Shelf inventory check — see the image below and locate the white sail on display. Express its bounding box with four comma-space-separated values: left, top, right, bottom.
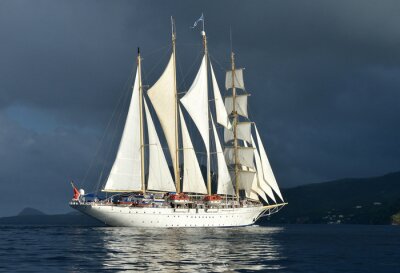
144, 99, 176, 192
211, 116, 234, 196
243, 140, 269, 203
104, 69, 142, 191
225, 68, 245, 90
255, 125, 284, 201
147, 54, 178, 180
225, 94, 248, 118
252, 135, 276, 203
180, 55, 210, 192
210, 62, 231, 129
251, 176, 268, 203
224, 122, 252, 144
233, 170, 256, 195
224, 147, 255, 168
179, 108, 208, 194
249, 176, 261, 201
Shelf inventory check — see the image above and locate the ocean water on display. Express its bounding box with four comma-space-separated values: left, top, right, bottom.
0, 224, 399, 273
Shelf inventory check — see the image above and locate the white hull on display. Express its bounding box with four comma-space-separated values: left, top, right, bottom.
70, 202, 280, 228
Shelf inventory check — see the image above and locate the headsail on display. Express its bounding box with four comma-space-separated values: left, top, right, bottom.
255, 125, 284, 202
252, 135, 276, 203
243, 140, 268, 203
144, 99, 176, 192
104, 69, 142, 191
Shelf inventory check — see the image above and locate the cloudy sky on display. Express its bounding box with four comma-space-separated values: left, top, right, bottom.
0, 0, 399, 216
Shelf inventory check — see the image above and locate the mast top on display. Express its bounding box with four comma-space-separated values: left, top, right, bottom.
171, 16, 176, 41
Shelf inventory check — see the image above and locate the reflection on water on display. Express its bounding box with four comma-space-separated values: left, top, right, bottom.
96, 226, 286, 272
2, 225, 400, 272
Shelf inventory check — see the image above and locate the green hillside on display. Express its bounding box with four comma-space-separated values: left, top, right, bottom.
265, 171, 400, 225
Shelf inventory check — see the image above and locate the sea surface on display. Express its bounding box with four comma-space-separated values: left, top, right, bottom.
0, 224, 398, 272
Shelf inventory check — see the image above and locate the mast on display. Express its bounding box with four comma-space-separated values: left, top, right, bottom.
171, 17, 181, 193
202, 30, 211, 195
137, 48, 145, 194
231, 51, 239, 198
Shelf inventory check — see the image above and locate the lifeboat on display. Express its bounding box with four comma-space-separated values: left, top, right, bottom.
169, 193, 190, 204
203, 194, 222, 205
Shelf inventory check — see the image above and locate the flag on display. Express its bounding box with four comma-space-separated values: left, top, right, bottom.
71, 181, 80, 200
191, 13, 204, 29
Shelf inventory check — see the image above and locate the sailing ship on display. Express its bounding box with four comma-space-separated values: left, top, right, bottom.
70, 18, 287, 227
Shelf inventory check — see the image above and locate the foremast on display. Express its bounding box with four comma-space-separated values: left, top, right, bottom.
226, 51, 254, 200
230, 52, 240, 198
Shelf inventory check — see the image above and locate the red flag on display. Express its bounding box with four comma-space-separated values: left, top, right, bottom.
71, 181, 80, 200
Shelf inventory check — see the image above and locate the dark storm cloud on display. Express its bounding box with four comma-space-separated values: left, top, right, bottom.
0, 0, 399, 215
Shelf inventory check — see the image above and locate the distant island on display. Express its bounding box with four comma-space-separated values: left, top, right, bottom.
0, 209, 105, 226
264, 171, 400, 225
1, 171, 399, 226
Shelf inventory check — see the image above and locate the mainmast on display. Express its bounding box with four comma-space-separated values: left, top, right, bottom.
171, 17, 181, 193
202, 29, 211, 195
137, 48, 145, 194
231, 51, 239, 198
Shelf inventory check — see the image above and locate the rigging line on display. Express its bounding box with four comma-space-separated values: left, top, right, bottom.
176, 54, 188, 91
175, 42, 203, 47
209, 53, 228, 72
230, 26, 233, 57
141, 46, 171, 85
81, 64, 136, 191
177, 50, 203, 92
95, 70, 135, 193
97, 84, 132, 192
141, 43, 171, 59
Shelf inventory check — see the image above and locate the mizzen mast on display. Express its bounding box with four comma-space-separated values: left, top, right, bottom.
137, 48, 145, 194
